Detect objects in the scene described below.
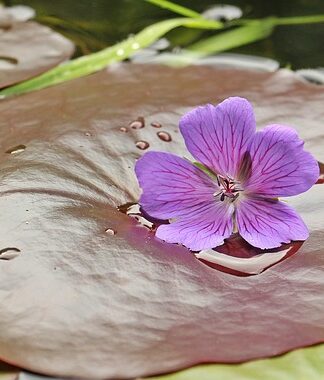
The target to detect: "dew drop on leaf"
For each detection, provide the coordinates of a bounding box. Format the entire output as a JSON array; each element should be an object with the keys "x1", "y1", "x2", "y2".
[
  {"x1": 130, "y1": 117, "x2": 145, "y2": 129},
  {"x1": 157, "y1": 131, "x2": 172, "y2": 142},
  {"x1": 0, "y1": 247, "x2": 21, "y2": 260},
  {"x1": 135, "y1": 140, "x2": 149, "y2": 150},
  {"x1": 5, "y1": 144, "x2": 26, "y2": 154},
  {"x1": 105, "y1": 228, "x2": 116, "y2": 236}
]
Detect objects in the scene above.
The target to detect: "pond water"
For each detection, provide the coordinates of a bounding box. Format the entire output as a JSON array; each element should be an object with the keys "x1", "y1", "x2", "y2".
[{"x1": 6, "y1": 0, "x2": 324, "y2": 69}]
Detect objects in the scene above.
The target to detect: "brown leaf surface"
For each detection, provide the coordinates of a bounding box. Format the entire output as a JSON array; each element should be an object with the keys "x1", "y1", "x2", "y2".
[
  {"x1": 0, "y1": 64, "x2": 323, "y2": 379},
  {"x1": 0, "y1": 21, "x2": 74, "y2": 88}
]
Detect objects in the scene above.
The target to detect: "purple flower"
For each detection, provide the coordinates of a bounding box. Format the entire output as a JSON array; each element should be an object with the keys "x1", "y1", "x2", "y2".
[{"x1": 135, "y1": 97, "x2": 319, "y2": 250}]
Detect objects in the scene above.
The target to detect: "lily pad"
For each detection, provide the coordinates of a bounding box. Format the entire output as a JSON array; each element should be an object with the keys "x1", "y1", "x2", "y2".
[
  {"x1": 0, "y1": 4, "x2": 35, "y2": 25},
  {"x1": 0, "y1": 64, "x2": 323, "y2": 379},
  {"x1": 0, "y1": 17, "x2": 74, "y2": 88}
]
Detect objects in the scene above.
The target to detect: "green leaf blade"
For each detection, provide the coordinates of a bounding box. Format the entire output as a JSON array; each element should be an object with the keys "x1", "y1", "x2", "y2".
[
  {"x1": 144, "y1": 0, "x2": 201, "y2": 18},
  {"x1": 188, "y1": 18, "x2": 275, "y2": 55},
  {"x1": 0, "y1": 17, "x2": 222, "y2": 97}
]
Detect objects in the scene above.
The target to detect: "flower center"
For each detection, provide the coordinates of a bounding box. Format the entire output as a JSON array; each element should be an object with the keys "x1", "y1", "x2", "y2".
[{"x1": 213, "y1": 175, "x2": 243, "y2": 202}]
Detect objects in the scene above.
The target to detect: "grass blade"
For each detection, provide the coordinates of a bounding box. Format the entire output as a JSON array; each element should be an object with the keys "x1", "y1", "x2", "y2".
[
  {"x1": 0, "y1": 17, "x2": 223, "y2": 97},
  {"x1": 144, "y1": 0, "x2": 201, "y2": 18},
  {"x1": 188, "y1": 18, "x2": 275, "y2": 55}
]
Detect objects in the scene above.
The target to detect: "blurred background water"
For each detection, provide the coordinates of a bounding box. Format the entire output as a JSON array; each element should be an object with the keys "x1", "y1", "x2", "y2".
[{"x1": 4, "y1": 0, "x2": 324, "y2": 69}]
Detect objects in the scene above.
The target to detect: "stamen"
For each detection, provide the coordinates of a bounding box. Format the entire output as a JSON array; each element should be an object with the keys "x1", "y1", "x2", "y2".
[{"x1": 214, "y1": 174, "x2": 242, "y2": 202}]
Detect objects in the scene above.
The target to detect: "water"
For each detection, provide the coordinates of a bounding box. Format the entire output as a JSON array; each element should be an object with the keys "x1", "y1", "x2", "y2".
[
  {"x1": 157, "y1": 131, "x2": 172, "y2": 142},
  {"x1": 130, "y1": 117, "x2": 145, "y2": 129},
  {"x1": 0, "y1": 247, "x2": 21, "y2": 260},
  {"x1": 118, "y1": 202, "x2": 155, "y2": 230},
  {"x1": 7, "y1": 0, "x2": 324, "y2": 69},
  {"x1": 105, "y1": 228, "x2": 116, "y2": 235},
  {"x1": 5, "y1": 144, "x2": 26, "y2": 154},
  {"x1": 135, "y1": 140, "x2": 149, "y2": 150}
]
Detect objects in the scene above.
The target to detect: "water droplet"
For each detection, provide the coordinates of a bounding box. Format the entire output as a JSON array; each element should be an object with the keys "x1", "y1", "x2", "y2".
[
  {"x1": 85, "y1": 132, "x2": 92, "y2": 137},
  {"x1": 136, "y1": 141, "x2": 149, "y2": 150},
  {"x1": 132, "y1": 42, "x2": 140, "y2": 50},
  {"x1": 126, "y1": 203, "x2": 141, "y2": 215},
  {"x1": 151, "y1": 122, "x2": 162, "y2": 128},
  {"x1": 25, "y1": 221, "x2": 29, "y2": 225},
  {"x1": 120, "y1": 126, "x2": 128, "y2": 133},
  {"x1": 105, "y1": 228, "x2": 116, "y2": 236},
  {"x1": 5, "y1": 144, "x2": 26, "y2": 154},
  {"x1": 117, "y1": 203, "x2": 155, "y2": 230},
  {"x1": 118, "y1": 202, "x2": 137, "y2": 214},
  {"x1": 116, "y1": 48, "x2": 125, "y2": 56},
  {"x1": 134, "y1": 215, "x2": 155, "y2": 230},
  {"x1": 0, "y1": 247, "x2": 21, "y2": 260},
  {"x1": 130, "y1": 117, "x2": 145, "y2": 129},
  {"x1": 157, "y1": 131, "x2": 172, "y2": 142}
]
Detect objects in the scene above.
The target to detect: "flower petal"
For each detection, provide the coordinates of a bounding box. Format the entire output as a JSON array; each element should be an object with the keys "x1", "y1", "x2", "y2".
[
  {"x1": 236, "y1": 196, "x2": 309, "y2": 249},
  {"x1": 135, "y1": 151, "x2": 218, "y2": 220},
  {"x1": 244, "y1": 124, "x2": 319, "y2": 197},
  {"x1": 180, "y1": 97, "x2": 256, "y2": 178},
  {"x1": 156, "y1": 201, "x2": 234, "y2": 251}
]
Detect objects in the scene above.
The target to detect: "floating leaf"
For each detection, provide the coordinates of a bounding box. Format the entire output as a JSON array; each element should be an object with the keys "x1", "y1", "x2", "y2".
[
  {"x1": 1, "y1": 5, "x2": 35, "y2": 23},
  {"x1": 202, "y1": 4, "x2": 243, "y2": 21},
  {"x1": 0, "y1": 18, "x2": 74, "y2": 88},
  {"x1": 0, "y1": 64, "x2": 323, "y2": 379}
]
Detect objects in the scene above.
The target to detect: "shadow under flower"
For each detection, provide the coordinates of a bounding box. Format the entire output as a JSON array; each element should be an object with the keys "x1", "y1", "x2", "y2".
[
  {"x1": 196, "y1": 234, "x2": 303, "y2": 277},
  {"x1": 118, "y1": 202, "x2": 303, "y2": 277}
]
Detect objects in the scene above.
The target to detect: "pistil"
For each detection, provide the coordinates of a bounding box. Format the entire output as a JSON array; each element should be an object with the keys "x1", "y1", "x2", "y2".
[{"x1": 213, "y1": 175, "x2": 242, "y2": 202}]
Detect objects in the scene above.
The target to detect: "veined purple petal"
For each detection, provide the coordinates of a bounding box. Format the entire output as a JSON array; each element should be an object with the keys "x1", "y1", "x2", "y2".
[
  {"x1": 236, "y1": 196, "x2": 308, "y2": 249},
  {"x1": 244, "y1": 124, "x2": 319, "y2": 197},
  {"x1": 135, "y1": 151, "x2": 234, "y2": 250},
  {"x1": 156, "y1": 201, "x2": 234, "y2": 251},
  {"x1": 135, "y1": 151, "x2": 218, "y2": 220},
  {"x1": 179, "y1": 97, "x2": 256, "y2": 178}
]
